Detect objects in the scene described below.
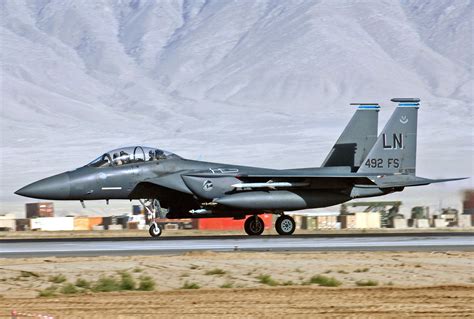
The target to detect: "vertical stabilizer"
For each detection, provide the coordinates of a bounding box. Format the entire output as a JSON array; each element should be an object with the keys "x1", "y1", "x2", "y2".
[
  {"x1": 358, "y1": 98, "x2": 419, "y2": 175},
  {"x1": 322, "y1": 104, "x2": 379, "y2": 171}
]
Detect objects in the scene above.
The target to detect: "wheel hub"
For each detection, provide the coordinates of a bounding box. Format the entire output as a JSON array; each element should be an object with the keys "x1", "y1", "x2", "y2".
[
  {"x1": 250, "y1": 220, "x2": 262, "y2": 232},
  {"x1": 281, "y1": 219, "x2": 293, "y2": 232}
]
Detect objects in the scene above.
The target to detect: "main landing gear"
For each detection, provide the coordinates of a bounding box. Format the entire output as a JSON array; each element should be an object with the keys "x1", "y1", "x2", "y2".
[
  {"x1": 244, "y1": 215, "x2": 265, "y2": 236},
  {"x1": 243, "y1": 214, "x2": 296, "y2": 236},
  {"x1": 275, "y1": 214, "x2": 296, "y2": 235}
]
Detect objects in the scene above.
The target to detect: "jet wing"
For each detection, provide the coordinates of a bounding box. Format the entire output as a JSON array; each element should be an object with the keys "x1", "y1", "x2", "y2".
[{"x1": 185, "y1": 171, "x2": 377, "y2": 187}]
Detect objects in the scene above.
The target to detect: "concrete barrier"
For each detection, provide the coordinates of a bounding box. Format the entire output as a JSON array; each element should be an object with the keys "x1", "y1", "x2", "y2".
[
  {"x1": 433, "y1": 219, "x2": 447, "y2": 228},
  {"x1": 458, "y1": 215, "x2": 472, "y2": 228},
  {"x1": 108, "y1": 224, "x2": 123, "y2": 230},
  {"x1": 415, "y1": 219, "x2": 430, "y2": 228},
  {"x1": 392, "y1": 218, "x2": 407, "y2": 229}
]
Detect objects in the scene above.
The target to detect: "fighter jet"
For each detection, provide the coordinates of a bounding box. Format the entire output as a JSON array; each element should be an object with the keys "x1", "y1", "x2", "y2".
[{"x1": 16, "y1": 98, "x2": 465, "y2": 237}]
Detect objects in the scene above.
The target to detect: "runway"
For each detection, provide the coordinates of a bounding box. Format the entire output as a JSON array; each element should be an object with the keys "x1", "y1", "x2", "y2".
[{"x1": 1, "y1": 234, "x2": 473, "y2": 257}]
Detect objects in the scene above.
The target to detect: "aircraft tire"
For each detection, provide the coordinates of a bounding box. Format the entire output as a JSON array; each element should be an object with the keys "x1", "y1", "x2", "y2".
[
  {"x1": 148, "y1": 223, "x2": 162, "y2": 237},
  {"x1": 275, "y1": 215, "x2": 296, "y2": 235},
  {"x1": 244, "y1": 216, "x2": 264, "y2": 236}
]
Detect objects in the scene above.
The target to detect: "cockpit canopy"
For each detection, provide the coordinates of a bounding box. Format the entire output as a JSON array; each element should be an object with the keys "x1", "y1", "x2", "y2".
[{"x1": 87, "y1": 146, "x2": 180, "y2": 168}]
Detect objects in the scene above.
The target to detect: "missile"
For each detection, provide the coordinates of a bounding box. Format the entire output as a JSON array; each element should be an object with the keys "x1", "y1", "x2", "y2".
[{"x1": 231, "y1": 182, "x2": 309, "y2": 189}]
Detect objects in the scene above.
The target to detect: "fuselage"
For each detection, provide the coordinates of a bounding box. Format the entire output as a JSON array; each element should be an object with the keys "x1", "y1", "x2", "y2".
[{"x1": 16, "y1": 154, "x2": 394, "y2": 219}]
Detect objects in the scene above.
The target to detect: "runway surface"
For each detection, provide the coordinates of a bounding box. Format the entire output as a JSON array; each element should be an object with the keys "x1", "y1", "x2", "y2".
[{"x1": 1, "y1": 234, "x2": 473, "y2": 257}]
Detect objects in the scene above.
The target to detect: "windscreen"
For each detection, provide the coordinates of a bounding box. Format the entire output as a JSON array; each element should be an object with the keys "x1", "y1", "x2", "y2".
[{"x1": 86, "y1": 146, "x2": 180, "y2": 167}]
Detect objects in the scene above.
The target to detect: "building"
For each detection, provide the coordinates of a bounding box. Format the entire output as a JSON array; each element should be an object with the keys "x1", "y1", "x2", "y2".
[{"x1": 26, "y1": 202, "x2": 54, "y2": 218}]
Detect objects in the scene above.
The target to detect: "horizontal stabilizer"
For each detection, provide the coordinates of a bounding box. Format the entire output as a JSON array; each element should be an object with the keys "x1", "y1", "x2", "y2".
[
  {"x1": 425, "y1": 177, "x2": 469, "y2": 184},
  {"x1": 374, "y1": 175, "x2": 468, "y2": 189}
]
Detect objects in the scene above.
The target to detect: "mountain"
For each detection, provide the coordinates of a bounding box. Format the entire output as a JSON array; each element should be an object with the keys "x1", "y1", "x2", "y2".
[{"x1": 1, "y1": 0, "x2": 472, "y2": 216}]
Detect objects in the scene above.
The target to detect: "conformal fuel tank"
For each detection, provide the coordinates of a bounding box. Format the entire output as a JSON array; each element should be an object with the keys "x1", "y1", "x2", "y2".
[{"x1": 214, "y1": 190, "x2": 350, "y2": 211}]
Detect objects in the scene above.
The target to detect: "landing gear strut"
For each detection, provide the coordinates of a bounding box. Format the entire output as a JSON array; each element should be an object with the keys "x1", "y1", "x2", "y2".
[
  {"x1": 140, "y1": 199, "x2": 164, "y2": 238},
  {"x1": 244, "y1": 215, "x2": 265, "y2": 236},
  {"x1": 275, "y1": 215, "x2": 296, "y2": 235}
]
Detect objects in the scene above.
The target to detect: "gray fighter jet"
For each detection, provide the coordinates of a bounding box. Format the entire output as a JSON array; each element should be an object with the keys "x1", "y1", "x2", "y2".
[{"x1": 16, "y1": 98, "x2": 465, "y2": 237}]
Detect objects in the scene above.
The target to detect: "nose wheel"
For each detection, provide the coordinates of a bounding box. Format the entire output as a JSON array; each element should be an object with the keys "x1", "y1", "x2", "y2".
[
  {"x1": 275, "y1": 215, "x2": 296, "y2": 235},
  {"x1": 244, "y1": 215, "x2": 265, "y2": 236},
  {"x1": 148, "y1": 222, "x2": 162, "y2": 237},
  {"x1": 140, "y1": 199, "x2": 165, "y2": 238}
]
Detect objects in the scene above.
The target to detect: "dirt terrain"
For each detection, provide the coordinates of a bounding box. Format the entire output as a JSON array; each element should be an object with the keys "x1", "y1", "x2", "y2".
[
  {"x1": 2, "y1": 286, "x2": 473, "y2": 318},
  {"x1": 0, "y1": 251, "x2": 473, "y2": 318}
]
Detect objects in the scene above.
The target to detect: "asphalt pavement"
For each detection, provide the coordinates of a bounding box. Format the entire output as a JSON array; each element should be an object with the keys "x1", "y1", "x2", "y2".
[{"x1": 1, "y1": 233, "x2": 473, "y2": 257}]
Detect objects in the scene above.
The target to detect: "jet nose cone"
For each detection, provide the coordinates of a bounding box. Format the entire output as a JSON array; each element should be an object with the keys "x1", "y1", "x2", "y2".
[{"x1": 15, "y1": 173, "x2": 71, "y2": 200}]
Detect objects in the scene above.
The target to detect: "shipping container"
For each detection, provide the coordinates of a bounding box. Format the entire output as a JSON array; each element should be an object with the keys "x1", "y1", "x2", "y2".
[
  {"x1": 128, "y1": 221, "x2": 139, "y2": 230},
  {"x1": 73, "y1": 217, "x2": 90, "y2": 231},
  {"x1": 16, "y1": 218, "x2": 30, "y2": 231},
  {"x1": 88, "y1": 217, "x2": 103, "y2": 230},
  {"x1": 354, "y1": 212, "x2": 381, "y2": 229},
  {"x1": 128, "y1": 215, "x2": 146, "y2": 230},
  {"x1": 292, "y1": 215, "x2": 303, "y2": 230},
  {"x1": 116, "y1": 215, "x2": 129, "y2": 229},
  {"x1": 0, "y1": 214, "x2": 16, "y2": 231},
  {"x1": 463, "y1": 190, "x2": 474, "y2": 215},
  {"x1": 197, "y1": 214, "x2": 272, "y2": 231},
  {"x1": 300, "y1": 216, "x2": 308, "y2": 229},
  {"x1": 156, "y1": 218, "x2": 195, "y2": 230},
  {"x1": 165, "y1": 223, "x2": 179, "y2": 230},
  {"x1": 303, "y1": 216, "x2": 318, "y2": 230},
  {"x1": 315, "y1": 215, "x2": 338, "y2": 229},
  {"x1": 132, "y1": 205, "x2": 143, "y2": 215},
  {"x1": 101, "y1": 216, "x2": 113, "y2": 229},
  {"x1": 30, "y1": 217, "x2": 74, "y2": 231},
  {"x1": 340, "y1": 215, "x2": 356, "y2": 229},
  {"x1": 26, "y1": 202, "x2": 54, "y2": 218}
]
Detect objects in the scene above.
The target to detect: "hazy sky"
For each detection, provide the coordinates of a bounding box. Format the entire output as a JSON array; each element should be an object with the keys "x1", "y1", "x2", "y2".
[{"x1": 1, "y1": 1, "x2": 472, "y2": 217}]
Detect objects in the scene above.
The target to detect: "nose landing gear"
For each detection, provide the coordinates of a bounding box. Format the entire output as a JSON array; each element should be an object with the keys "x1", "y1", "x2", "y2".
[
  {"x1": 148, "y1": 222, "x2": 162, "y2": 237},
  {"x1": 140, "y1": 199, "x2": 165, "y2": 238}
]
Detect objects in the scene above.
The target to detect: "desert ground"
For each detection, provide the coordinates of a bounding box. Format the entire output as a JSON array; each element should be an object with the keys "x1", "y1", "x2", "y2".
[{"x1": 0, "y1": 251, "x2": 473, "y2": 318}]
